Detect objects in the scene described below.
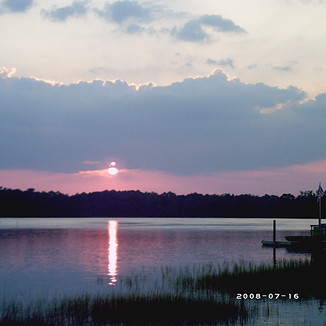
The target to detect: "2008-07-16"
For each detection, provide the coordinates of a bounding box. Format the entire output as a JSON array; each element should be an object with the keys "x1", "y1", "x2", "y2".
[{"x1": 236, "y1": 293, "x2": 299, "y2": 300}]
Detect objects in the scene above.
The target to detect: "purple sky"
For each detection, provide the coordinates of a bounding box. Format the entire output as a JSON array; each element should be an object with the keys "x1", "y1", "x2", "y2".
[{"x1": 1, "y1": 0, "x2": 326, "y2": 195}]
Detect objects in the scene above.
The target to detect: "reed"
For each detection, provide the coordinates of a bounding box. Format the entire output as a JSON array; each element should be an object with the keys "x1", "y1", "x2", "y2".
[
  {"x1": 2, "y1": 259, "x2": 323, "y2": 325},
  {"x1": 180, "y1": 259, "x2": 326, "y2": 298},
  {"x1": 0, "y1": 293, "x2": 246, "y2": 326}
]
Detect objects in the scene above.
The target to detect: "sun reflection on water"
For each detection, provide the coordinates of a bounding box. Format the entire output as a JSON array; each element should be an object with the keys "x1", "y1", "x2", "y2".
[{"x1": 107, "y1": 220, "x2": 118, "y2": 285}]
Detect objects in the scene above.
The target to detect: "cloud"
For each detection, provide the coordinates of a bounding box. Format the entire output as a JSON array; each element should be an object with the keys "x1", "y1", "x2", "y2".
[
  {"x1": 273, "y1": 65, "x2": 293, "y2": 72},
  {"x1": 98, "y1": 0, "x2": 151, "y2": 23},
  {"x1": 4, "y1": 68, "x2": 326, "y2": 179},
  {"x1": 95, "y1": 0, "x2": 158, "y2": 34},
  {"x1": 42, "y1": 1, "x2": 88, "y2": 22},
  {"x1": 198, "y1": 15, "x2": 246, "y2": 33},
  {"x1": 0, "y1": 0, "x2": 34, "y2": 13},
  {"x1": 173, "y1": 20, "x2": 210, "y2": 42},
  {"x1": 206, "y1": 59, "x2": 218, "y2": 65},
  {"x1": 125, "y1": 23, "x2": 146, "y2": 34},
  {"x1": 247, "y1": 64, "x2": 258, "y2": 70},
  {"x1": 0, "y1": 67, "x2": 16, "y2": 77},
  {"x1": 173, "y1": 15, "x2": 246, "y2": 42},
  {"x1": 207, "y1": 58, "x2": 235, "y2": 69}
]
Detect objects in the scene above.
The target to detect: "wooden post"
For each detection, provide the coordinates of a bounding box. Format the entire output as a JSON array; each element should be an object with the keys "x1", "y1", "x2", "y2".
[
  {"x1": 273, "y1": 220, "x2": 277, "y2": 266},
  {"x1": 273, "y1": 220, "x2": 276, "y2": 242},
  {"x1": 319, "y1": 198, "x2": 322, "y2": 226}
]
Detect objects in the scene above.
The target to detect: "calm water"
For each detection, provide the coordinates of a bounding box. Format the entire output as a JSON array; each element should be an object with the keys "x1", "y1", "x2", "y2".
[{"x1": 0, "y1": 217, "x2": 325, "y2": 325}]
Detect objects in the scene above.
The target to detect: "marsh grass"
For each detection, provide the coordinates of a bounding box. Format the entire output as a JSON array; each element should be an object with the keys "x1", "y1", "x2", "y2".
[
  {"x1": 177, "y1": 259, "x2": 326, "y2": 299},
  {"x1": 1, "y1": 259, "x2": 323, "y2": 325},
  {"x1": 0, "y1": 293, "x2": 246, "y2": 326}
]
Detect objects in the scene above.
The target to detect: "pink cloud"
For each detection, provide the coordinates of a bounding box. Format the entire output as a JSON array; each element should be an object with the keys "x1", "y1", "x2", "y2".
[
  {"x1": 82, "y1": 160, "x2": 102, "y2": 165},
  {"x1": 1, "y1": 159, "x2": 326, "y2": 196}
]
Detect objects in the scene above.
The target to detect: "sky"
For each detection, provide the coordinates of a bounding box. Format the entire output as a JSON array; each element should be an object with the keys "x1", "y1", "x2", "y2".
[{"x1": 1, "y1": 0, "x2": 326, "y2": 196}]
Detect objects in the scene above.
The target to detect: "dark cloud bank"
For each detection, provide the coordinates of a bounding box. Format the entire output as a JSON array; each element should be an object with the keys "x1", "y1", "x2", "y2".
[{"x1": 1, "y1": 69, "x2": 325, "y2": 175}]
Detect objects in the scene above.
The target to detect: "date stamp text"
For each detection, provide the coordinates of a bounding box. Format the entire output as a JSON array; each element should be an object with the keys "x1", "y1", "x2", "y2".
[{"x1": 236, "y1": 293, "x2": 299, "y2": 300}]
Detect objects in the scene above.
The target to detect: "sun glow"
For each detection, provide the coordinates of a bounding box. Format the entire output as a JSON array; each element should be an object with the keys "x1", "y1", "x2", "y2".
[{"x1": 108, "y1": 162, "x2": 119, "y2": 175}]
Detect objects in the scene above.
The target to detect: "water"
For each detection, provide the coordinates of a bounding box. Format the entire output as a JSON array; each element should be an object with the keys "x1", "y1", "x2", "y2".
[{"x1": 0, "y1": 217, "x2": 324, "y2": 325}]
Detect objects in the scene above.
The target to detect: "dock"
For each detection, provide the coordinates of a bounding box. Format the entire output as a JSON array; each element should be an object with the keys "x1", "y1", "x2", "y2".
[
  {"x1": 262, "y1": 220, "x2": 326, "y2": 251},
  {"x1": 262, "y1": 184, "x2": 325, "y2": 252},
  {"x1": 261, "y1": 219, "x2": 292, "y2": 248},
  {"x1": 262, "y1": 240, "x2": 291, "y2": 248}
]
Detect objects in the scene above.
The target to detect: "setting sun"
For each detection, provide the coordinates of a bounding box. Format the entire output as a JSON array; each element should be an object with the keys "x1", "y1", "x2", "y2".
[{"x1": 108, "y1": 162, "x2": 119, "y2": 175}]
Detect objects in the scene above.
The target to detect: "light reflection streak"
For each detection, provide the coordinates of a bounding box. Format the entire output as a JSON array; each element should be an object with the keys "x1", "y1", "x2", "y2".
[{"x1": 107, "y1": 220, "x2": 118, "y2": 285}]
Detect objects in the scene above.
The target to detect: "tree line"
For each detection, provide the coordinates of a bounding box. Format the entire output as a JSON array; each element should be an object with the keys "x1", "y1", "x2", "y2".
[{"x1": 0, "y1": 187, "x2": 324, "y2": 218}]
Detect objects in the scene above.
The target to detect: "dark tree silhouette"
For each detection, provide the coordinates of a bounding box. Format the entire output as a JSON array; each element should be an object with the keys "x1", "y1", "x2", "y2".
[{"x1": 0, "y1": 186, "x2": 323, "y2": 218}]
